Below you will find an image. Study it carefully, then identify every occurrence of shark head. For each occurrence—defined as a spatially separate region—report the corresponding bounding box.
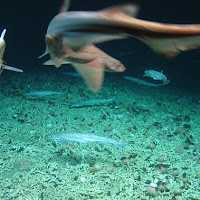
[45,34,71,68]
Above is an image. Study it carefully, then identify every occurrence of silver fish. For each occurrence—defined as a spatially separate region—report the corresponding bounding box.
[143,70,170,84]
[24,91,67,96]
[124,76,166,87]
[48,132,129,148]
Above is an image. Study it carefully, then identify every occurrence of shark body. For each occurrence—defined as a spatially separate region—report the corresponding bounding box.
[44,39,125,91]
[43,0,200,91]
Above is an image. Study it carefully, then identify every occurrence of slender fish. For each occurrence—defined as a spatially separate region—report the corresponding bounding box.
[24,91,67,96]
[124,76,166,87]
[48,132,129,148]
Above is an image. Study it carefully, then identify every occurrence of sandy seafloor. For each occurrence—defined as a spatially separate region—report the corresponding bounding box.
[0,68,200,200]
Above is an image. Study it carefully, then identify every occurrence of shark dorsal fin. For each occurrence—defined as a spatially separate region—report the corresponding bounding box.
[0,29,6,39]
[99,4,139,17]
[59,0,71,13]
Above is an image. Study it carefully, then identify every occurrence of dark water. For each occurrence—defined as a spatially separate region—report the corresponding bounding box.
[1,0,200,90]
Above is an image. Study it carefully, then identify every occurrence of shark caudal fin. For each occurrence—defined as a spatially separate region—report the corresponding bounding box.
[140,35,200,58]
[99,4,200,59]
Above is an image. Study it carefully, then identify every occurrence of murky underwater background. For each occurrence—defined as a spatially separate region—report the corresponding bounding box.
[1,0,200,199]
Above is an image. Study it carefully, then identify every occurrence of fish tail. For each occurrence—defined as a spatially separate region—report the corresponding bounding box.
[115,142,129,148]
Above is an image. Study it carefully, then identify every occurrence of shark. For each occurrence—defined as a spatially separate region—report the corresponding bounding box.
[42,0,200,91]
[0,29,23,75]
[44,41,125,91]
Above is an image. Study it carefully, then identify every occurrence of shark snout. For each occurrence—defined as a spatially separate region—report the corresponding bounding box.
[116,62,126,72]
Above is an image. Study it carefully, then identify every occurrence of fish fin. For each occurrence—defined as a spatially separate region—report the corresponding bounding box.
[43,59,70,66]
[52,57,66,68]
[115,142,129,148]
[59,0,71,13]
[72,61,105,92]
[141,35,200,58]
[38,49,49,58]
[100,4,139,17]
[45,35,71,68]
[0,29,6,39]
[3,65,23,72]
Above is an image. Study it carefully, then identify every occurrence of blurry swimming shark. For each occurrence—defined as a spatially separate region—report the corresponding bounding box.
[47,0,200,55]
[44,39,125,92]
[0,29,23,75]
[42,0,200,91]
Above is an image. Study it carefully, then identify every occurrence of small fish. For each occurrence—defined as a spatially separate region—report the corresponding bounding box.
[143,70,170,84]
[71,96,117,107]
[48,132,129,148]
[0,29,23,75]
[23,90,67,96]
[124,76,166,87]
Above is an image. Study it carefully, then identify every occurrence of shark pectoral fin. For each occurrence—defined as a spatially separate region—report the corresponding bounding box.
[3,65,23,72]
[72,61,104,92]
[52,57,66,68]
[141,36,200,58]
[38,49,49,59]
[43,59,70,66]
[100,3,139,18]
